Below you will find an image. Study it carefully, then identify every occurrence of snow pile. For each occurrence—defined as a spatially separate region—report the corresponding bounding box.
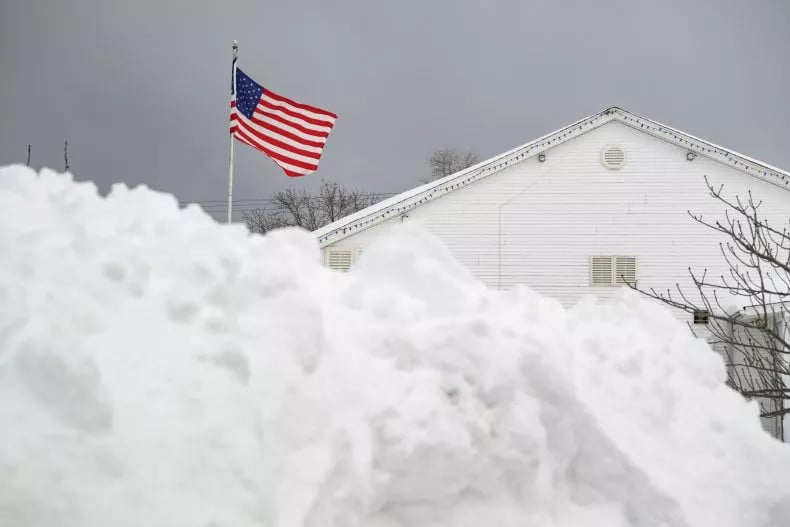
[1,166,789,527]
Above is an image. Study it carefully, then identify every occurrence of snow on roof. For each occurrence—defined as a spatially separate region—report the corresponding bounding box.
[316,107,790,248]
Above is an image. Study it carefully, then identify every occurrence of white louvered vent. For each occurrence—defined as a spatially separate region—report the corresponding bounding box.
[601,145,626,170]
[590,256,614,285]
[326,249,353,272]
[615,256,637,284]
[324,248,363,272]
[590,256,637,286]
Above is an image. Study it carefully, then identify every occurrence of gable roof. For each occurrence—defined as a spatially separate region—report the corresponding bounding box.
[315,107,790,247]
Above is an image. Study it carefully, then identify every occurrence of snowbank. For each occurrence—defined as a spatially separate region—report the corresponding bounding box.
[1,166,789,527]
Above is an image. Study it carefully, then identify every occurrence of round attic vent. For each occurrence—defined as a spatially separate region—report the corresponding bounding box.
[601,145,626,170]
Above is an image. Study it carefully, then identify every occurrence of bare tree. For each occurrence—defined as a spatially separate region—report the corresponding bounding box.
[426,148,479,182]
[241,208,291,233]
[242,180,381,234]
[26,145,31,167]
[629,176,789,439]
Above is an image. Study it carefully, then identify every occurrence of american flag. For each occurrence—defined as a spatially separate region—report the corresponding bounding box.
[230,67,338,177]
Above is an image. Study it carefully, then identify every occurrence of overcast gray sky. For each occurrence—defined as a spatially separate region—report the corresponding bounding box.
[2,0,789,221]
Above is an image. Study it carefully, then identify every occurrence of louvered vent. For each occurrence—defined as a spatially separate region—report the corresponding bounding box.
[590,256,637,286]
[590,256,614,285]
[615,256,637,284]
[325,249,353,272]
[601,145,626,169]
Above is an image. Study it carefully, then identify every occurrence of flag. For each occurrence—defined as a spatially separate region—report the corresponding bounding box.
[230,67,338,177]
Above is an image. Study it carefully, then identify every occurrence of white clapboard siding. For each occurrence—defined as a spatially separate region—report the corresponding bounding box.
[323,121,790,312]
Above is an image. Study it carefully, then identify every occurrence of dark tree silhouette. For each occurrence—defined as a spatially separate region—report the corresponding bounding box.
[242,180,381,234]
[426,148,479,182]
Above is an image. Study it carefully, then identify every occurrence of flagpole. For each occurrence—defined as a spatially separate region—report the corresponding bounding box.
[227,40,239,224]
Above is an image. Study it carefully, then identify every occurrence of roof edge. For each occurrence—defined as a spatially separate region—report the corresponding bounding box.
[315,107,790,248]
[610,108,790,187]
[315,108,615,246]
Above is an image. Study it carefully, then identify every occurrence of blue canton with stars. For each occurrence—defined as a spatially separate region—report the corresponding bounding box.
[235,68,265,119]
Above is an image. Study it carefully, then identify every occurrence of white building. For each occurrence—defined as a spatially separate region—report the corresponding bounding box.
[315,107,790,438]
[316,107,788,300]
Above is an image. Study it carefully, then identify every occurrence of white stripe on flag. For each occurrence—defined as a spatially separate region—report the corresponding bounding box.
[235,113,321,168]
[261,92,337,125]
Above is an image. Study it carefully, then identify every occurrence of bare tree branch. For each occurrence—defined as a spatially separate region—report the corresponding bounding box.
[629,177,789,439]
[425,148,479,183]
[242,180,380,234]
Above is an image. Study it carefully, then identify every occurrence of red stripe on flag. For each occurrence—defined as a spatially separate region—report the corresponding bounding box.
[233,120,319,172]
[246,113,327,146]
[256,107,332,139]
[234,117,322,160]
[229,71,336,178]
[258,98,335,128]
[248,117,327,148]
[264,89,338,119]
[235,133,258,151]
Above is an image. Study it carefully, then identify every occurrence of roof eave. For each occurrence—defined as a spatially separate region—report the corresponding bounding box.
[316,108,790,248]
[315,109,615,246]
[610,109,790,189]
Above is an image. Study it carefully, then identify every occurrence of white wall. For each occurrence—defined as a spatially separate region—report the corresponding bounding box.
[325,121,790,310]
